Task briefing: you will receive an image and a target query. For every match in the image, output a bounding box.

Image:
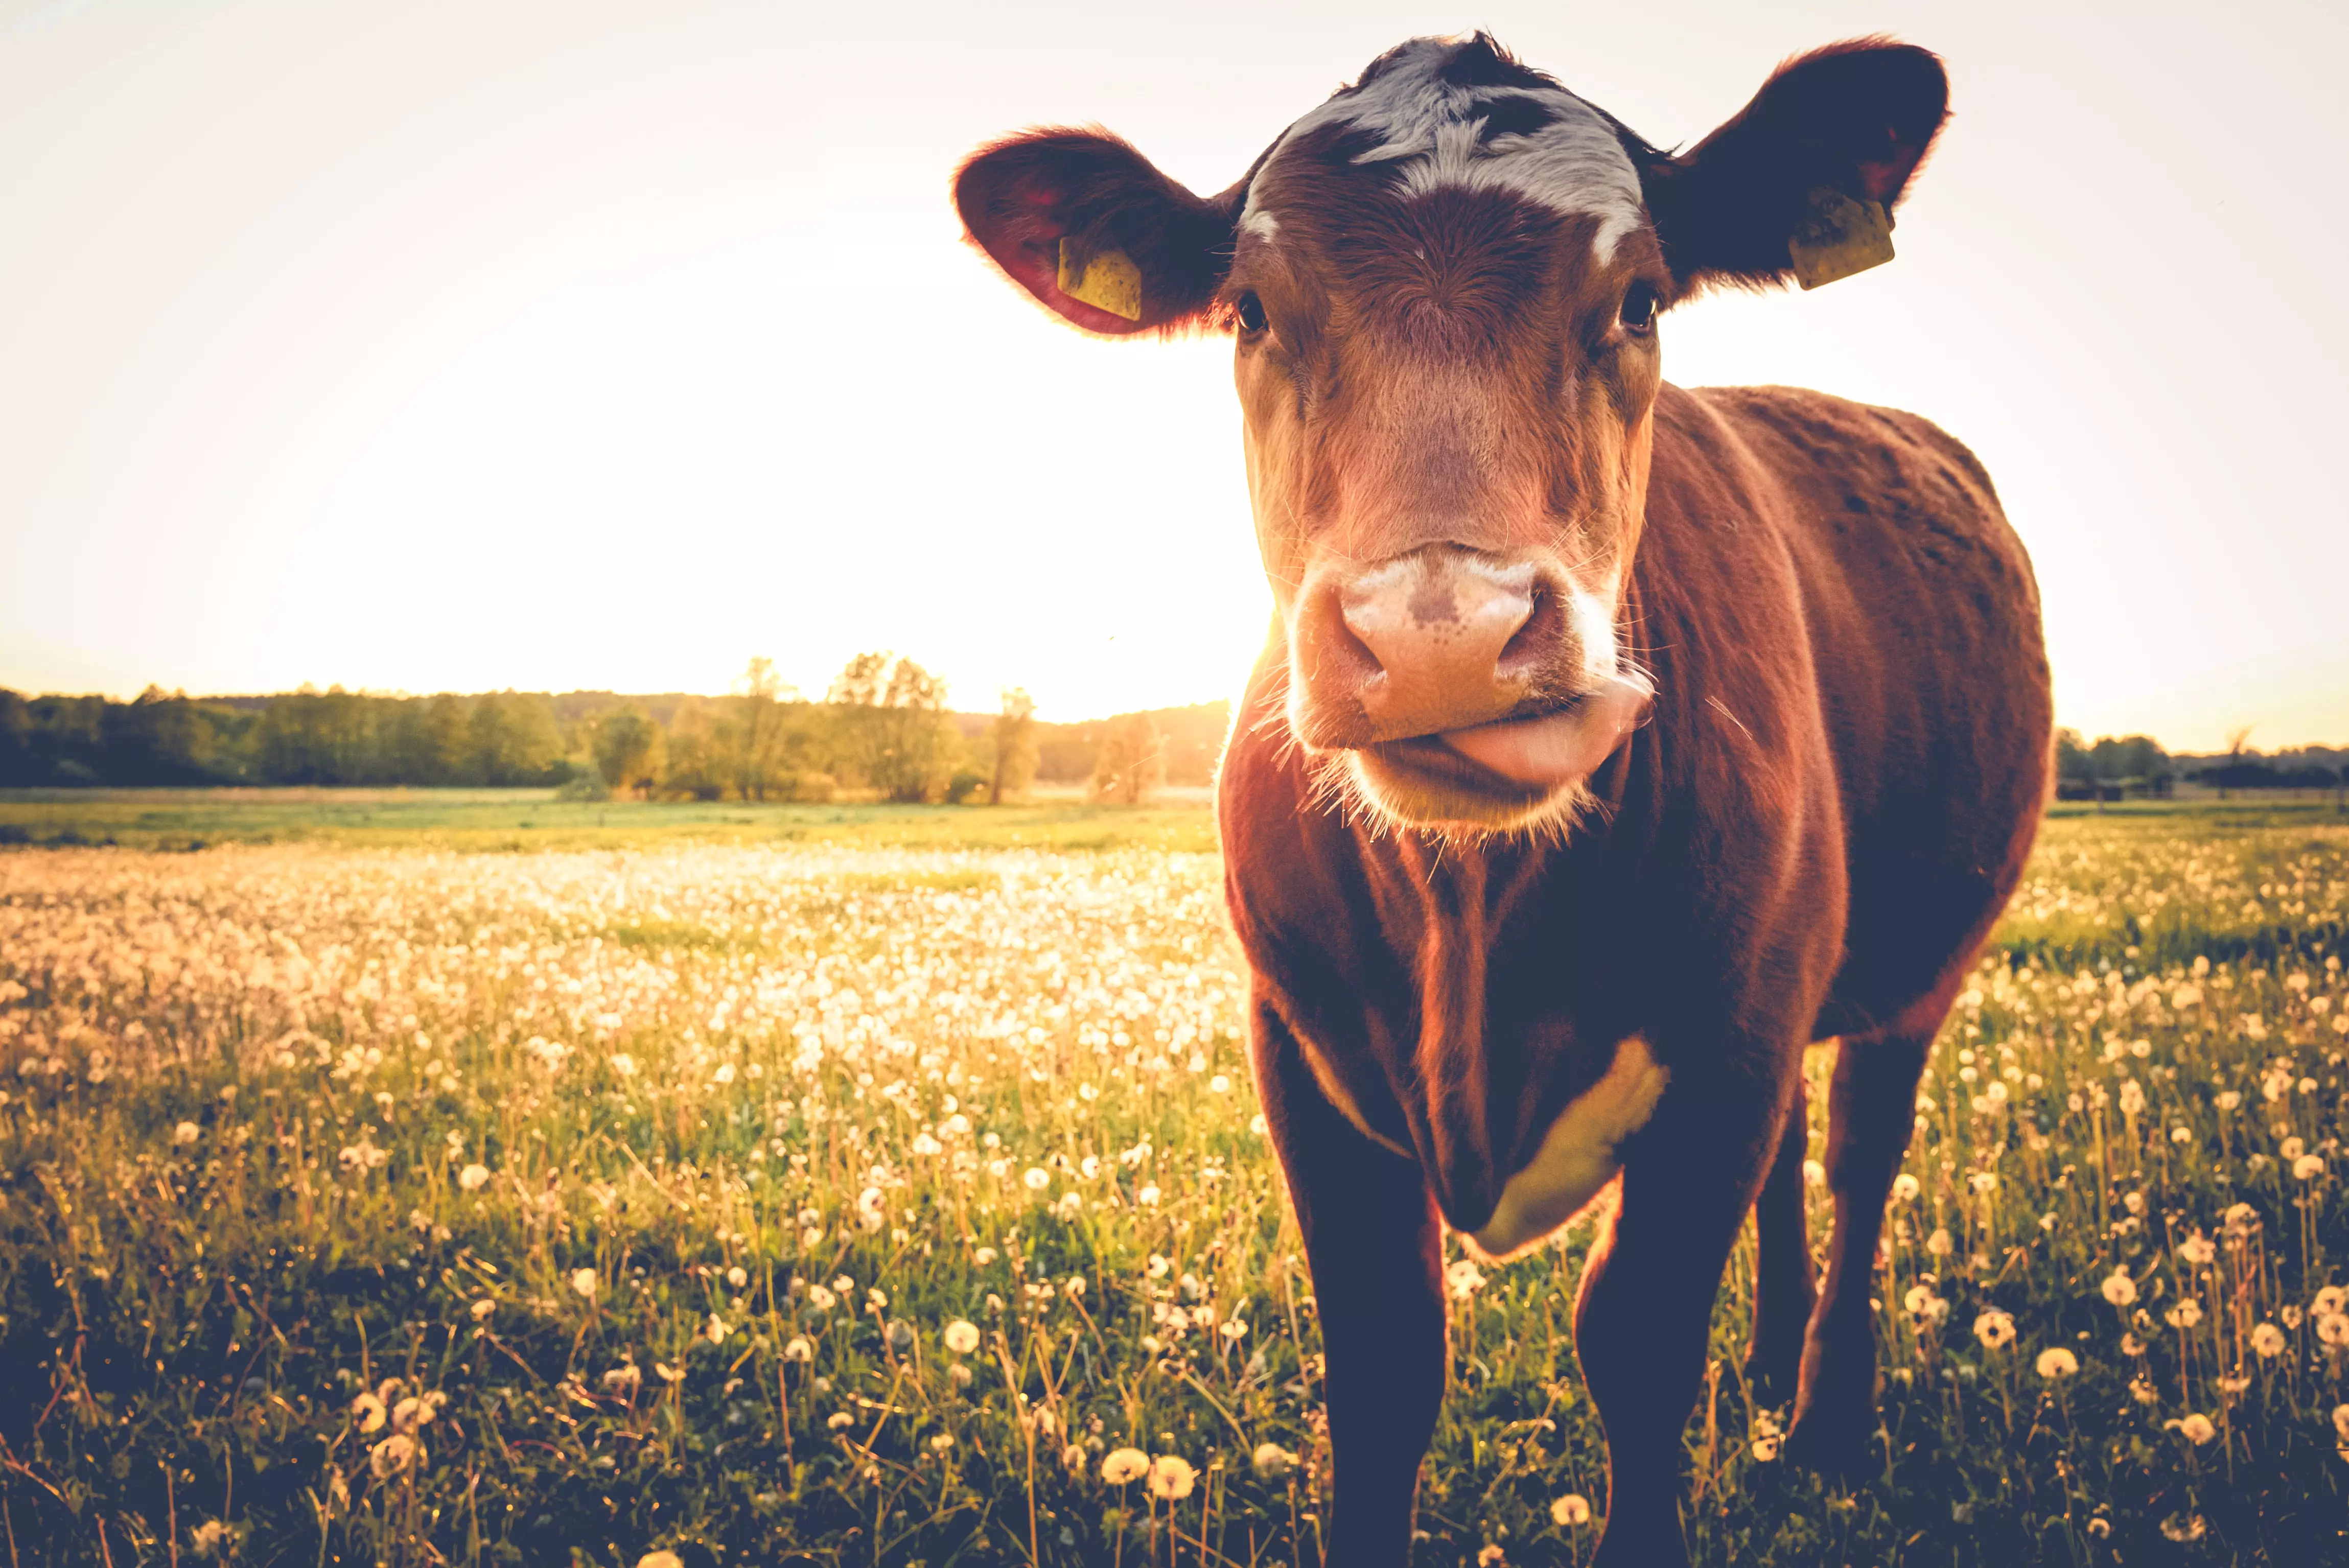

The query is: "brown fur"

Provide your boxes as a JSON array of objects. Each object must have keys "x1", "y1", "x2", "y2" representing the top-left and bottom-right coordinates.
[
  {"x1": 1225, "y1": 385, "x2": 2048, "y2": 1564},
  {"x1": 956, "y1": 34, "x2": 2049, "y2": 1567}
]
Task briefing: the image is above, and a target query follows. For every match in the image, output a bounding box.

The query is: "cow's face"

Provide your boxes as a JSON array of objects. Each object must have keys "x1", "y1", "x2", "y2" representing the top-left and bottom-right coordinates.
[{"x1": 959, "y1": 34, "x2": 1945, "y2": 832}]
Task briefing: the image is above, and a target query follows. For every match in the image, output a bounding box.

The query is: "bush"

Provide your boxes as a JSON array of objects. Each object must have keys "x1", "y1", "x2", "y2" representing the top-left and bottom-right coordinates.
[
  {"x1": 553, "y1": 765, "x2": 610, "y2": 803},
  {"x1": 784, "y1": 771, "x2": 837, "y2": 803},
  {"x1": 945, "y1": 769, "x2": 987, "y2": 804}
]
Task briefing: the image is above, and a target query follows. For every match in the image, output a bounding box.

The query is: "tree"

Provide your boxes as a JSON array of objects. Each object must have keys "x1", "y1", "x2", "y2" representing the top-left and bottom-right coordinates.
[
  {"x1": 467, "y1": 692, "x2": 565, "y2": 786},
  {"x1": 1090, "y1": 711, "x2": 1165, "y2": 805},
  {"x1": 661, "y1": 698, "x2": 727, "y2": 800},
  {"x1": 731, "y1": 656, "x2": 802, "y2": 801},
  {"x1": 828, "y1": 652, "x2": 958, "y2": 803},
  {"x1": 2054, "y1": 729, "x2": 2092, "y2": 786},
  {"x1": 2088, "y1": 735, "x2": 2169, "y2": 786},
  {"x1": 989, "y1": 688, "x2": 1039, "y2": 804},
  {"x1": 592, "y1": 707, "x2": 663, "y2": 798},
  {"x1": 2217, "y1": 724, "x2": 2257, "y2": 801}
]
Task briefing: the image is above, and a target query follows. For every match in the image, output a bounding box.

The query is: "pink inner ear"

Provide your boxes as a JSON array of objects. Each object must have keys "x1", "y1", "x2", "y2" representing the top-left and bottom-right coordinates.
[
  {"x1": 976, "y1": 185, "x2": 1148, "y2": 336},
  {"x1": 1856, "y1": 124, "x2": 1922, "y2": 204}
]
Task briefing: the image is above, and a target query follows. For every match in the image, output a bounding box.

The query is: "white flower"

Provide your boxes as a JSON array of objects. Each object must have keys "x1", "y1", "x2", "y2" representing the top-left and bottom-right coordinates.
[
  {"x1": 458, "y1": 1163, "x2": 490, "y2": 1191},
  {"x1": 1974, "y1": 1309, "x2": 2016, "y2": 1350},
  {"x1": 2036, "y1": 1347, "x2": 2079, "y2": 1380},
  {"x1": 783, "y1": 1336, "x2": 814, "y2": 1363},
  {"x1": 610, "y1": 1054, "x2": 637, "y2": 1078},
  {"x1": 1148, "y1": 1454, "x2": 1196, "y2": 1501},
  {"x1": 2167, "y1": 1412, "x2": 2217, "y2": 1445},
  {"x1": 705, "y1": 1314, "x2": 730, "y2": 1345},
  {"x1": 570, "y1": 1269, "x2": 598, "y2": 1300},
  {"x1": 1101, "y1": 1447, "x2": 1150, "y2": 1485},
  {"x1": 727, "y1": 1266, "x2": 748, "y2": 1289},
  {"x1": 1891, "y1": 1173, "x2": 1921, "y2": 1202},
  {"x1": 2295, "y1": 1154, "x2": 2327, "y2": 1181},
  {"x1": 173, "y1": 1121, "x2": 201, "y2": 1146},
  {"x1": 368, "y1": 1433, "x2": 420, "y2": 1478},
  {"x1": 1252, "y1": 1442, "x2": 1297, "y2": 1480},
  {"x1": 1445, "y1": 1259, "x2": 1485, "y2": 1300},
  {"x1": 2102, "y1": 1269, "x2": 2138, "y2": 1307},
  {"x1": 1550, "y1": 1493, "x2": 1592, "y2": 1526},
  {"x1": 943, "y1": 1320, "x2": 980, "y2": 1355},
  {"x1": 1023, "y1": 1167, "x2": 1050, "y2": 1190},
  {"x1": 2251, "y1": 1323, "x2": 2286, "y2": 1358}
]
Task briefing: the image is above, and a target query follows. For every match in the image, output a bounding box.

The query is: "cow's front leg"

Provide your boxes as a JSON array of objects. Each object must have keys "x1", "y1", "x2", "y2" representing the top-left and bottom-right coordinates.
[
  {"x1": 1575, "y1": 1062, "x2": 1789, "y2": 1567},
  {"x1": 1249, "y1": 995, "x2": 1446, "y2": 1568}
]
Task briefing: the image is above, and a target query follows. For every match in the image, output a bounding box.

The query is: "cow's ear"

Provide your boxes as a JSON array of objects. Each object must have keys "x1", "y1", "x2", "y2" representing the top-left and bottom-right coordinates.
[
  {"x1": 1643, "y1": 40, "x2": 1948, "y2": 293},
  {"x1": 956, "y1": 129, "x2": 1241, "y2": 337}
]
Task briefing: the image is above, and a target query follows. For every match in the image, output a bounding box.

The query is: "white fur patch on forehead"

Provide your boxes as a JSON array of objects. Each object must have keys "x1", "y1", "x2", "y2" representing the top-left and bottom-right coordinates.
[{"x1": 1241, "y1": 37, "x2": 1647, "y2": 262}]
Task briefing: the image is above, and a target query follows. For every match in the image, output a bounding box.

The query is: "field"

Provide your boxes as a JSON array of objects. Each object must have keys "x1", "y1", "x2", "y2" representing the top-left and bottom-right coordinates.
[{"x1": 2, "y1": 795, "x2": 2346, "y2": 1567}]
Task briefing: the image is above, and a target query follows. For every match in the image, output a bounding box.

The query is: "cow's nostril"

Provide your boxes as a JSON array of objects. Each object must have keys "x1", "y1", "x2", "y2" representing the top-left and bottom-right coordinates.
[
  {"x1": 1497, "y1": 587, "x2": 1563, "y2": 674},
  {"x1": 1300, "y1": 582, "x2": 1385, "y2": 687}
]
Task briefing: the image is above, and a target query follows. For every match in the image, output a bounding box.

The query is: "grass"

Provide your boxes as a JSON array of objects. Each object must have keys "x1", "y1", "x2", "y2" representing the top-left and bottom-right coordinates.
[
  {"x1": 0, "y1": 789, "x2": 1220, "y2": 854},
  {"x1": 1, "y1": 801, "x2": 2345, "y2": 1565}
]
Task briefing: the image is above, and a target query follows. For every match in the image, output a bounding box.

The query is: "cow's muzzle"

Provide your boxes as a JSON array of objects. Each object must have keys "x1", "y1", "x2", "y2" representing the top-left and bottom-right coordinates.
[{"x1": 1289, "y1": 546, "x2": 1649, "y2": 821}]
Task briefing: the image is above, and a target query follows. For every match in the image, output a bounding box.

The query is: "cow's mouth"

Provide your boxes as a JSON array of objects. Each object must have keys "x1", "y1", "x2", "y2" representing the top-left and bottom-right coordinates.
[{"x1": 1348, "y1": 674, "x2": 1652, "y2": 830}]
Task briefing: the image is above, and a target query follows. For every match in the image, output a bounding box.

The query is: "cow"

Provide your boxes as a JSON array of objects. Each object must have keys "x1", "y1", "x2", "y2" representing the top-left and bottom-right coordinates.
[{"x1": 956, "y1": 32, "x2": 2051, "y2": 1567}]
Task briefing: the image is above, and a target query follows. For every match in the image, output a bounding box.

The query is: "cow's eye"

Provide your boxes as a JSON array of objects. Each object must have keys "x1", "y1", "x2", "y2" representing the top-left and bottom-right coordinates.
[
  {"x1": 1618, "y1": 280, "x2": 1659, "y2": 334},
  {"x1": 1234, "y1": 292, "x2": 1268, "y2": 334}
]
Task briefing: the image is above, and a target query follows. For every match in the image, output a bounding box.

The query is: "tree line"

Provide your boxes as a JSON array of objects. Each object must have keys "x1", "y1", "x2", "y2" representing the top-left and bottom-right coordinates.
[
  {"x1": 0, "y1": 656, "x2": 1230, "y2": 804},
  {"x1": 2054, "y1": 729, "x2": 2344, "y2": 801}
]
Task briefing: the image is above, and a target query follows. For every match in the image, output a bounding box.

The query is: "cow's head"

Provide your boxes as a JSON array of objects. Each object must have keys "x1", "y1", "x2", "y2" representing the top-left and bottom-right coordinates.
[{"x1": 958, "y1": 34, "x2": 1946, "y2": 833}]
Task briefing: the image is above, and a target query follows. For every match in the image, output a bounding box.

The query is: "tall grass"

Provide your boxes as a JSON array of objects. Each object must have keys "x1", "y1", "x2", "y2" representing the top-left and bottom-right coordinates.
[{"x1": 0, "y1": 810, "x2": 2344, "y2": 1565}]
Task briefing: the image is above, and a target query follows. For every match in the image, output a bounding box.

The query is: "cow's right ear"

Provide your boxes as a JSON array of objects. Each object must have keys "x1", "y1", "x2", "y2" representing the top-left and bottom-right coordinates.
[{"x1": 956, "y1": 129, "x2": 1241, "y2": 337}]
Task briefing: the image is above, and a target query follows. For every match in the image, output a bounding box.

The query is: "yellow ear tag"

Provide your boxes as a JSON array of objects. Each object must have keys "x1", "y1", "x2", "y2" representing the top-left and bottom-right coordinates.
[
  {"x1": 1788, "y1": 186, "x2": 1895, "y2": 291},
  {"x1": 1056, "y1": 239, "x2": 1144, "y2": 321}
]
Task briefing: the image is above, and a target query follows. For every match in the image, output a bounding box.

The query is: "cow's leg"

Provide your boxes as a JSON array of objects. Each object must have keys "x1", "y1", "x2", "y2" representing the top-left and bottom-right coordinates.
[
  {"x1": 1249, "y1": 996, "x2": 1445, "y2": 1568},
  {"x1": 1743, "y1": 1072, "x2": 1815, "y2": 1401},
  {"x1": 1575, "y1": 1063, "x2": 1789, "y2": 1567},
  {"x1": 1783, "y1": 1019, "x2": 1936, "y2": 1475}
]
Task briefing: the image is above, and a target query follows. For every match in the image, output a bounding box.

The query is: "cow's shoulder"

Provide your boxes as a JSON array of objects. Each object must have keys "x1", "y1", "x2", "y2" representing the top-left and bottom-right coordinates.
[{"x1": 1665, "y1": 385, "x2": 2014, "y2": 547}]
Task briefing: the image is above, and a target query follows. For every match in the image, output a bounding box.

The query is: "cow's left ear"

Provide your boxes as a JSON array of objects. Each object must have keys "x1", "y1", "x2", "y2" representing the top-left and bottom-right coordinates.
[
  {"x1": 1643, "y1": 40, "x2": 1948, "y2": 293},
  {"x1": 956, "y1": 129, "x2": 1243, "y2": 337}
]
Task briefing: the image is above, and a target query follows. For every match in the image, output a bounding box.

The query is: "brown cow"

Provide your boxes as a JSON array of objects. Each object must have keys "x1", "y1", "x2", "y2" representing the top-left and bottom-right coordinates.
[{"x1": 958, "y1": 33, "x2": 2050, "y2": 1567}]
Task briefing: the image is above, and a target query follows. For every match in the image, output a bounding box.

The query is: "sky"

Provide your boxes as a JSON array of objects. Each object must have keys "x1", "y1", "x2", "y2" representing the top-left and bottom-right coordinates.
[{"x1": 1, "y1": 0, "x2": 2343, "y2": 747}]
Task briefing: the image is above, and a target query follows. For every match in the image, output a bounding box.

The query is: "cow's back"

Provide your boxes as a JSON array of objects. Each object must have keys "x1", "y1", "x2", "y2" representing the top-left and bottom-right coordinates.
[{"x1": 1649, "y1": 383, "x2": 2052, "y2": 1038}]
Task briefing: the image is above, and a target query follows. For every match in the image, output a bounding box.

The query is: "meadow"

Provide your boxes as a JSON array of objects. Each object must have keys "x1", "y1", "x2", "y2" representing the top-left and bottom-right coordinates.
[{"x1": 1, "y1": 795, "x2": 2345, "y2": 1566}]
